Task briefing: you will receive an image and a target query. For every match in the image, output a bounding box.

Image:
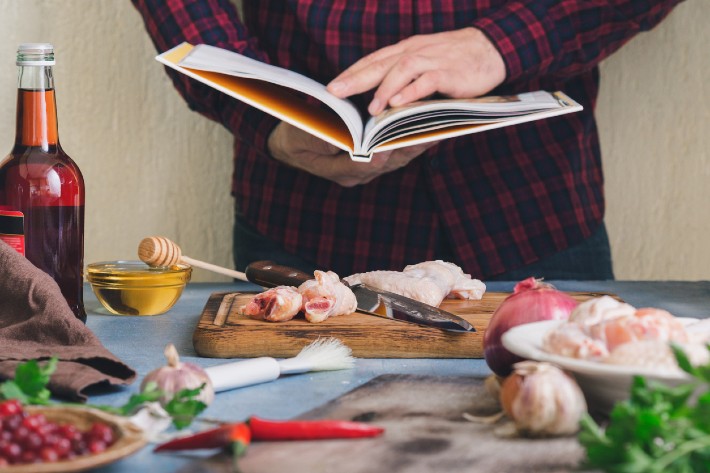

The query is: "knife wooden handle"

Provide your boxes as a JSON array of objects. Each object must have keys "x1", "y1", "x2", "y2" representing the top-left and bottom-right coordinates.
[{"x1": 245, "y1": 260, "x2": 313, "y2": 288}]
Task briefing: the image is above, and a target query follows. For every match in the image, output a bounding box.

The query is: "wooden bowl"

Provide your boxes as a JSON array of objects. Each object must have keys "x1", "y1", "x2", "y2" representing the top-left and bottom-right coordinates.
[{"x1": 5, "y1": 405, "x2": 146, "y2": 472}]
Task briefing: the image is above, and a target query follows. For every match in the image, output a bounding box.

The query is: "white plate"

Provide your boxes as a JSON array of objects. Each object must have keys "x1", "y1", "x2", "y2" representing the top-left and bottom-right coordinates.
[{"x1": 501, "y1": 318, "x2": 699, "y2": 415}]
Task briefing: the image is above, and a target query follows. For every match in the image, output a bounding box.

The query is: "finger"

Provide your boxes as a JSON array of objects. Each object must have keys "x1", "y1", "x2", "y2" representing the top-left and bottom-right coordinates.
[
  {"x1": 334, "y1": 43, "x2": 403, "y2": 81},
  {"x1": 327, "y1": 45, "x2": 404, "y2": 97},
  {"x1": 388, "y1": 70, "x2": 442, "y2": 108},
  {"x1": 366, "y1": 55, "x2": 437, "y2": 115},
  {"x1": 327, "y1": 55, "x2": 402, "y2": 101}
]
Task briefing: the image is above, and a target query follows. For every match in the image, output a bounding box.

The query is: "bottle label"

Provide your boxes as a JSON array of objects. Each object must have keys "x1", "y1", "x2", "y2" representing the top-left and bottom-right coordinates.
[{"x1": 0, "y1": 208, "x2": 25, "y2": 255}]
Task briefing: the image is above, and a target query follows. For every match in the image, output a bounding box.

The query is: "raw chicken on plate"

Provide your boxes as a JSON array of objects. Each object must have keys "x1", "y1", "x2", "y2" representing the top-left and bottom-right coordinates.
[{"x1": 543, "y1": 295, "x2": 710, "y2": 369}]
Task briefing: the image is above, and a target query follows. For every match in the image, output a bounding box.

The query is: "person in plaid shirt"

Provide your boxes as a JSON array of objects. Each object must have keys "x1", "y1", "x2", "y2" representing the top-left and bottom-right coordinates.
[{"x1": 132, "y1": 0, "x2": 682, "y2": 281}]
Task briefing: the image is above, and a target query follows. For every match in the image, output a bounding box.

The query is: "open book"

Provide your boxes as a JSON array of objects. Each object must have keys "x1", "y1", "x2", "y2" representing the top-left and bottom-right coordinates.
[{"x1": 157, "y1": 43, "x2": 582, "y2": 162}]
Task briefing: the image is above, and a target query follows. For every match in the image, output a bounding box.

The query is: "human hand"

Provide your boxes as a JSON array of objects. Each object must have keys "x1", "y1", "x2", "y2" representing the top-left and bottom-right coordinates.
[
  {"x1": 267, "y1": 122, "x2": 435, "y2": 187},
  {"x1": 327, "y1": 27, "x2": 506, "y2": 115}
]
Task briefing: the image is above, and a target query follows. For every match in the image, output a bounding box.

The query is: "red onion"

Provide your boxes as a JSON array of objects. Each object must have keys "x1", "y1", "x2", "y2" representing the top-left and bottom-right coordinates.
[{"x1": 483, "y1": 277, "x2": 578, "y2": 377}]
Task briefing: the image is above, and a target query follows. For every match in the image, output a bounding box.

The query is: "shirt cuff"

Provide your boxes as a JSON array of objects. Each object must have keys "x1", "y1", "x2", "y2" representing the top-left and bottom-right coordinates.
[{"x1": 472, "y1": 3, "x2": 558, "y2": 84}]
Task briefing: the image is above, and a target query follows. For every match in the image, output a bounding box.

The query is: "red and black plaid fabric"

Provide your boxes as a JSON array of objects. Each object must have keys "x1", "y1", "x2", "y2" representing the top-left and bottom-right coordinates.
[{"x1": 132, "y1": 0, "x2": 681, "y2": 278}]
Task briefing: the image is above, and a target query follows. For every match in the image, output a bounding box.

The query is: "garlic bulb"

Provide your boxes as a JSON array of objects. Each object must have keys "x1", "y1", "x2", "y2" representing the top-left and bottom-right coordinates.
[
  {"x1": 141, "y1": 344, "x2": 215, "y2": 406},
  {"x1": 500, "y1": 361, "x2": 586, "y2": 436}
]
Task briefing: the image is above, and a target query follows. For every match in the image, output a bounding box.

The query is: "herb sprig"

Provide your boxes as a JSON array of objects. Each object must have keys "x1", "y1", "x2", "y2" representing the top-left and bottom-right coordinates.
[
  {"x1": 579, "y1": 345, "x2": 710, "y2": 472},
  {"x1": 0, "y1": 357, "x2": 207, "y2": 429},
  {"x1": 0, "y1": 357, "x2": 57, "y2": 405}
]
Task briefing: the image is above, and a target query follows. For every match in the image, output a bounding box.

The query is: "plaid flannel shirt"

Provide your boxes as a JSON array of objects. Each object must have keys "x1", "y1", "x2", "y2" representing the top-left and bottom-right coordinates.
[{"x1": 132, "y1": 0, "x2": 681, "y2": 278}]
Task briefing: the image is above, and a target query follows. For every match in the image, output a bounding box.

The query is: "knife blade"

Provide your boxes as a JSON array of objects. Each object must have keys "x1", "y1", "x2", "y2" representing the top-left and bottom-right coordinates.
[{"x1": 244, "y1": 261, "x2": 475, "y2": 333}]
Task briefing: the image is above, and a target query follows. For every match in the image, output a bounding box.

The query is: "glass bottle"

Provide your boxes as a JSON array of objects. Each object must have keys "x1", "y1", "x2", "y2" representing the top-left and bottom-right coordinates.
[{"x1": 0, "y1": 43, "x2": 86, "y2": 322}]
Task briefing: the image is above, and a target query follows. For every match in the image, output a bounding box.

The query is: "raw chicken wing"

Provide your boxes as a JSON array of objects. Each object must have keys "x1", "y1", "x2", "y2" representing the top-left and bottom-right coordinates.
[
  {"x1": 403, "y1": 261, "x2": 486, "y2": 301},
  {"x1": 344, "y1": 260, "x2": 485, "y2": 307},
  {"x1": 298, "y1": 271, "x2": 357, "y2": 323}
]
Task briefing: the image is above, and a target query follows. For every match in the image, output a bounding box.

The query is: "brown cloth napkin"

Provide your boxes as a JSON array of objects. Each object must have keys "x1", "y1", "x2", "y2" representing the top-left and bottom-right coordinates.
[{"x1": 0, "y1": 240, "x2": 136, "y2": 401}]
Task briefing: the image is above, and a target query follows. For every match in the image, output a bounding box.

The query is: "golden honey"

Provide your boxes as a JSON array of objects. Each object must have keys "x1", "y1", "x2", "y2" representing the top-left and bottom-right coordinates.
[{"x1": 86, "y1": 261, "x2": 191, "y2": 316}]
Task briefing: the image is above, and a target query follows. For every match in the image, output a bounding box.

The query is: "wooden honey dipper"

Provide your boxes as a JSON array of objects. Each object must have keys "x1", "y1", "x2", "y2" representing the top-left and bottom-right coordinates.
[{"x1": 138, "y1": 236, "x2": 248, "y2": 282}]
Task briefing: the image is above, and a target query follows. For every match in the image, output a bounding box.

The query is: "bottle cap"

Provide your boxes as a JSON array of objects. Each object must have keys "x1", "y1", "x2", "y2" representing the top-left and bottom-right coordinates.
[{"x1": 17, "y1": 43, "x2": 55, "y2": 66}]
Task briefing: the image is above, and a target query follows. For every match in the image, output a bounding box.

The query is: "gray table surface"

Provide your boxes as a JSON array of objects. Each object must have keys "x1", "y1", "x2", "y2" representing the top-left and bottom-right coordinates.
[{"x1": 82, "y1": 280, "x2": 710, "y2": 472}]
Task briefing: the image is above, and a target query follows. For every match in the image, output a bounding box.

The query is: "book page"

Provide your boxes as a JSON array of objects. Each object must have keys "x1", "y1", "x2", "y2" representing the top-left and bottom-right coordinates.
[
  {"x1": 362, "y1": 91, "x2": 563, "y2": 146},
  {"x1": 179, "y1": 44, "x2": 365, "y2": 146},
  {"x1": 366, "y1": 99, "x2": 582, "y2": 155},
  {"x1": 157, "y1": 43, "x2": 356, "y2": 154}
]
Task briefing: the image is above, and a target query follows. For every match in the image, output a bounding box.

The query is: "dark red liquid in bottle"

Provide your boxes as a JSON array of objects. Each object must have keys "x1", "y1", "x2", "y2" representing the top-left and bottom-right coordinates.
[{"x1": 0, "y1": 88, "x2": 86, "y2": 322}]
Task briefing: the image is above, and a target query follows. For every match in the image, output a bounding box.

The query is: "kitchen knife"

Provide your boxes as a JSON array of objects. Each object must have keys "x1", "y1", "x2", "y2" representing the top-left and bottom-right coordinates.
[{"x1": 244, "y1": 261, "x2": 475, "y2": 333}]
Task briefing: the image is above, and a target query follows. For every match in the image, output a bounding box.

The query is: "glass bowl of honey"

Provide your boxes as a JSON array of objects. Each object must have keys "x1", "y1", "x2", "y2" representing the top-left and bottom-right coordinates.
[{"x1": 86, "y1": 261, "x2": 191, "y2": 316}]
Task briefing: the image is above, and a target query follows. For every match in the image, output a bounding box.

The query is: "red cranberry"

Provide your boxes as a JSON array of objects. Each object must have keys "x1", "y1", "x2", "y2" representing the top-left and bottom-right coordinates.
[
  {"x1": 22, "y1": 414, "x2": 46, "y2": 431},
  {"x1": 13, "y1": 426, "x2": 29, "y2": 442},
  {"x1": 0, "y1": 442, "x2": 22, "y2": 462},
  {"x1": 4, "y1": 414, "x2": 22, "y2": 431},
  {"x1": 71, "y1": 438, "x2": 88, "y2": 455},
  {"x1": 39, "y1": 447, "x2": 59, "y2": 462},
  {"x1": 88, "y1": 439, "x2": 107, "y2": 454},
  {"x1": 54, "y1": 437, "x2": 71, "y2": 457},
  {"x1": 0, "y1": 400, "x2": 22, "y2": 417},
  {"x1": 21, "y1": 432, "x2": 43, "y2": 451},
  {"x1": 57, "y1": 424, "x2": 81, "y2": 441},
  {"x1": 89, "y1": 422, "x2": 115, "y2": 444}
]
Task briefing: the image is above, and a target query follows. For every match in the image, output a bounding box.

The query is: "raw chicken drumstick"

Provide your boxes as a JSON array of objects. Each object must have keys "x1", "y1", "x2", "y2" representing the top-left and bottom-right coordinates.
[{"x1": 241, "y1": 286, "x2": 303, "y2": 322}]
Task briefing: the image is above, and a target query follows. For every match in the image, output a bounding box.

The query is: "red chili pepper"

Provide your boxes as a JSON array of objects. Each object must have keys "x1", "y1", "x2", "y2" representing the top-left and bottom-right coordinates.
[
  {"x1": 154, "y1": 422, "x2": 251, "y2": 454},
  {"x1": 153, "y1": 417, "x2": 384, "y2": 453},
  {"x1": 248, "y1": 416, "x2": 384, "y2": 441}
]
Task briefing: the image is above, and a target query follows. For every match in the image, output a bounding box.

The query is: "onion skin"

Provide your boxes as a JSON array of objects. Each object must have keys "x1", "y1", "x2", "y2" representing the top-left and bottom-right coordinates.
[{"x1": 483, "y1": 278, "x2": 578, "y2": 377}]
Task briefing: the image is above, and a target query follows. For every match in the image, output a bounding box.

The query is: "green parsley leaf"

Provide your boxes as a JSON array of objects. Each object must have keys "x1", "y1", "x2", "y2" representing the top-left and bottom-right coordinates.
[
  {"x1": 163, "y1": 383, "x2": 208, "y2": 429},
  {"x1": 0, "y1": 381, "x2": 29, "y2": 403},
  {"x1": 0, "y1": 357, "x2": 57, "y2": 405},
  {"x1": 95, "y1": 381, "x2": 164, "y2": 416}
]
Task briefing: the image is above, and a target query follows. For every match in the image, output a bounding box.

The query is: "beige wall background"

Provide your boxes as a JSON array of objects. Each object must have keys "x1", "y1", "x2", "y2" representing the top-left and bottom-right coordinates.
[{"x1": 0, "y1": 1, "x2": 707, "y2": 282}]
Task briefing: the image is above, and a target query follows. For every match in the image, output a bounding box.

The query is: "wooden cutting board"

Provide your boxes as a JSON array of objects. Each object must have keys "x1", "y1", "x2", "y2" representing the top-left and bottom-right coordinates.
[
  {"x1": 177, "y1": 374, "x2": 584, "y2": 473},
  {"x1": 192, "y1": 290, "x2": 610, "y2": 359}
]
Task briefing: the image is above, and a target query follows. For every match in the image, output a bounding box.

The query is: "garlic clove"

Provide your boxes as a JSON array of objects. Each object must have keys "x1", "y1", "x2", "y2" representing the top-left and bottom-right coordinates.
[{"x1": 500, "y1": 361, "x2": 587, "y2": 437}]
